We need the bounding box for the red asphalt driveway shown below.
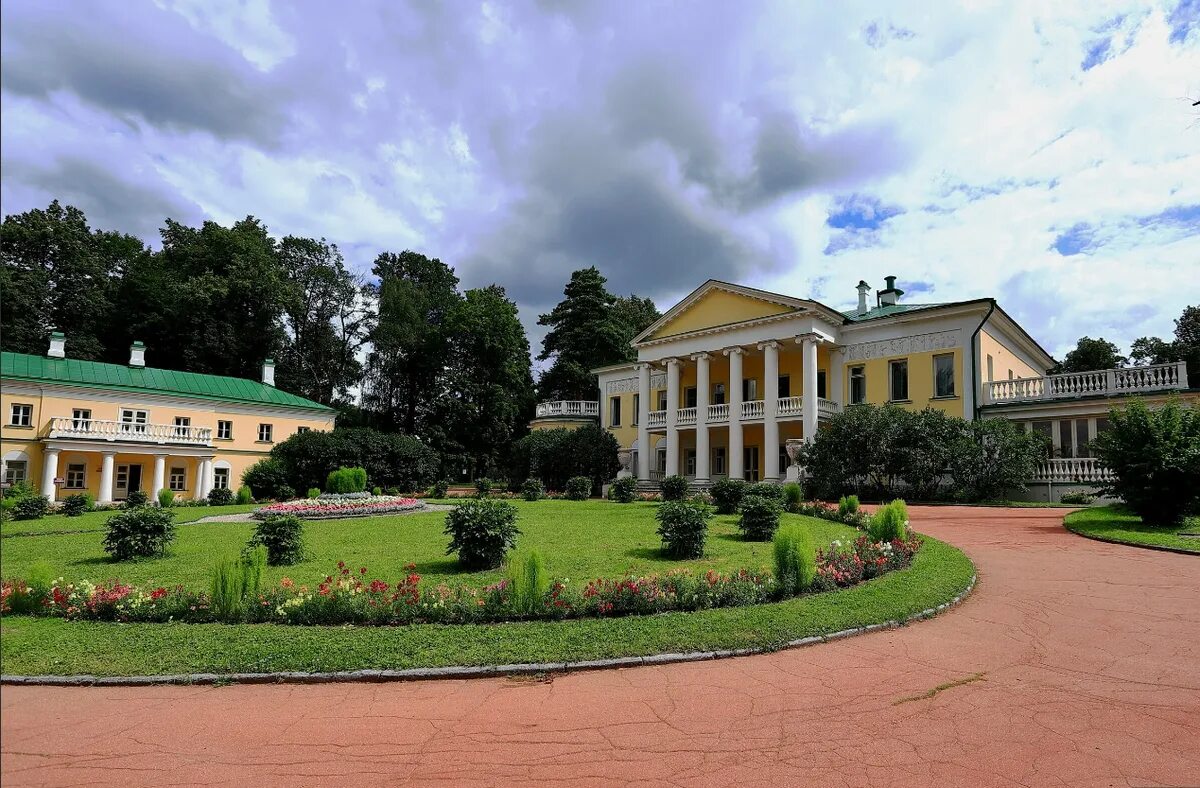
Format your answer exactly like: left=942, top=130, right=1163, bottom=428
left=2, top=506, right=1198, bottom=787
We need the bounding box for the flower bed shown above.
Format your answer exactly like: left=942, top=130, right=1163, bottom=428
left=1, top=535, right=921, bottom=626
left=252, top=495, right=424, bottom=520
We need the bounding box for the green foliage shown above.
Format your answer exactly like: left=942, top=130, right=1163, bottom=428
left=207, top=487, right=235, bottom=506
left=124, top=490, right=149, bottom=508
left=608, top=476, right=637, bottom=503
left=307, top=487, right=321, bottom=499
left=209, top=547, right=266, bottom=622
left=838, top=495, right=860, bottom=516
left=1055, top=336, right=1127, bottom=373
left=506, top=550, right=550, bottom=615
left=103, top=507, right=177, bottom=560
left=660, top=475, right=689, bottom=501
left=157, top=488, right=175, bottom=508
left=710, top=478, right=748, bottom=515
left=1093, top=399, right=1200, bottom=525
left=1130, top=305, right=1200, bottom=388
left=565, top=476, right=592, bottom=500
left=276, top=485, right=296, bottom=501
left=520, top=478, right=545, bottom=501
left=371, top=486, right=382, bottom=496
left=431, top=479, right=449, bottom=498
left=946, top=419, right=1046, bottom=502
left=325, top=466, right=368, bottom=494
left=474, top=477, right=494, bottom=497
left=654, top=499, right=713, bottom=558
left=773, top=524, right=816, bottom=596
left=747, top=482, right=785, bottom=502
left=444, top=498, right=521, bottom=569
left=869, top=500, right=909, bottom=543
left=1059, top=491, right=1095, bottom=505
left=243, top=458, right=290, bottom=499
left=12, top=495, right=49, bottom=521
left=782, top=482, right=803, bottom=512
left=61, top=493, right=92, bottom=517
left=738, top=494, right=783, bottom=541
left=236, top=486, right=253, bottom=505
left=246, top=515, right=305, bottom=566
left=269, top=428, right=438, bottom=494
left=509, top=424, right=619, bottom=493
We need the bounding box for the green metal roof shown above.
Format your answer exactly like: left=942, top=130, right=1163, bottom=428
left=841, top=302, right=956, bottom=322
left=1, top=352, right=334, bottom=412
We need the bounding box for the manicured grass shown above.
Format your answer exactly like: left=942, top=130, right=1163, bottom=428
left=0, top=501, right=849, bottom=590
left=0, top=535, right=973, bottom=676
left=0, top=505, right=259, bottom=537
left=1064, top=505, right=1200, bottom=554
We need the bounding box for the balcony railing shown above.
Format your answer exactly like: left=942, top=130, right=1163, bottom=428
left=640, top=398, right=843, bottom=428
left=778, top=396, right=803, bottom=417
left=1031, top=457, right=1113, bottom=484
left=985, top=362, right=1187, bottom=405
left=647, top=410, right=667, bottom=428
left=676, top=407, right=697, bottom=426
left=534, top=400, right=599, bottom=418
left=708, top=403, right=729, bottom=423
left=48, top=417, right=213, bottom=446
left=741, top=400, right=765, bottom=419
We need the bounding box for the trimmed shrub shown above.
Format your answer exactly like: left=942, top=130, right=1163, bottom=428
left=157, top=488, right=175, bottom=508
left=773, top=524, right=816, bottom=596
left=431, top=479, right=450, bottom=498
left=61, top=493, right=92, bottom=517
left=444, top=498, right=520, bottom=569
left=236, top=485, right=253, bottom=505
left=243, top=457, right=290, bottom=500
left=1060, top=491, right=1095, bottom=505
left=372, top=486, right=382, bottom=496
left=124, top=489, right=149, bottom=509
left=738, top=494, right=783, bottom=541
left=103, top=506, right=177, bottom=560
left=474, top=477, right=494, bottom=497
left=838, top=494, right=860, bottom=517
left=307, top=487, right=321, bottom=499
left=326, top=466, right=368, bottom=494
left=12, top=495, right=49, bottom=521
left=710, top=478, right=747, bottom=515
left=507, top=550, right=550, bottom=615
left=782, top=482, right=803, bottom=512
left=868, top=500, right=908, bottom=543
left=655, top=499, right=713, bottom=558
left=608, top=475, right=637, bottom=503
left=210, top=547, right=266, bottom=622
left=660, top=474, right=689, bottom=502
left=747, top=482, right=785, bottom=502
left=246, top=515, right=305, bottom=566
left=565, top=476, right=592, bottom=501
left=520, top=478, right=545, bottom=501
left=207, top=487, right=235, bottom=506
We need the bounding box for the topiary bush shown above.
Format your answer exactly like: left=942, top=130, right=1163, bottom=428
left=103, top=506, right=177, bottom=560
left=608, top=475, right=637, bottom=503
left=660, top=474, right=689, bottom=501
left=521, top=478, right=545, bottom=501
left=474, top=477, right=494, bottom=497
left=431, top=479, right=449, bottom=498
left=773, top=524, right=815, bottom=596
left=738, top=494, right=783, bottom=541
left=236, top=485, right=253, bottom=505
left=157, top=488, right=175, bottom=508
left=124, top=489, right=149, bottom=509
left=61, top=493, right=92, bottom=517
left=246, top=514, right=305, bottom=566
left=782, top=482, right=803, bottom=512
left=207, top=487, right=235, bottom=506
left=565, top=476, right=592, bottom=501
left=655, top=499, right=713, bottom=558
left=710, top=478, right=747, bottom=514
left=868, top=500, right=908, bottom=542
left=326, top=466, right=368, bottom=494
left=12, top=495, right=50, bottom=521
left=444, top=498, right=521, bottom=569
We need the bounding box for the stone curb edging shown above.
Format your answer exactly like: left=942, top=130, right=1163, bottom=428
left=1063, top=523, right=1200, bottom=556
left=0, top=574, right=977, bottom=688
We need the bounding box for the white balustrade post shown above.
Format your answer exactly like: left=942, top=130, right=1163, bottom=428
left=637, top=363, right=652, bottom=483
left=726, top=347, right=744, bottom=481
left=693, top=353, right=711, bottom=484
left=152, top=454, right=167, bottom=500
left=98, top=451, right=116, bottom=504
left=800, top=336, right=819, bottom=443
left=40, top=448, right=60, bottom=500
left=666, top=358, right=681, bottom=479
left=760, top=341, right=780, bottom=481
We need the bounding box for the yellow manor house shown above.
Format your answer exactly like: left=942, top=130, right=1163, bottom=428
left=1, top=335, right=334, bottom=503
left=532, top=276, right=1194, bottom=501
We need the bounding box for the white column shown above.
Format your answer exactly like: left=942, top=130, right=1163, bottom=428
left=637, top=363, right=651, bottom=482
left=152, top=453, right=167, bottom=500
left=201, top=458, right=215, bottom=498
left=801, top=336, right=819, bottom=442
left=665, top=358, right=681, bottom=479
left=40, top=448, right=60, bottom=500
left=98, top=451, right=116, bottom=504
left=693, top=353, right=711, bottom=483
left=761, top=341, right=780, bottom=481
left=194, top=460, right=206, bottom=500
left=725, top=347, right=744, bottom=481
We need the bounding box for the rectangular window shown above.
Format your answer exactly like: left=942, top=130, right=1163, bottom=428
left=173, top=416, right=191, bottom=438
left=986, top=354, right=994, bottom=382
left=684, top=387, right=697, bottom=408
left=213, top=468, right=230, bottom=490
left=712, top=383, right=726, bottom=405
left=1059, top=420, right=1073, bottom=458
left=610, top=396, right=622, bottom=427
left=65, top=463, right=86, bottom=489
left=632, top=394, right=640, bottom=425
left=116, top=465, right=129, bottom=492
left=296, top=426, right=310, bottom=434
left=778, top=375, right=791, bottom=399
left=742, top=377, right=758, bottom=402
left=72, top=408, right=92, bottom=430
left=1076, top=420, right=1090, bottom=459
left=816, top=370, right=827, bottom=399
left=934, top=353, right=956, bottom=397
left=4, top=460, right=28, bottom=487
left=656, top=390, right=667, bottom=411
left=712, top=447, right=726, bottom=476
left=258, top=423, right=273, bottom=442
left=849, top=366, right=866, bottom=404
left=169, top=466, right=186, bottom=491
left=889, top=360, right=909, bottom=402
left=120, top=408, right=148, bottom=433
left=685, top=449, right=696, bottom=476
left=9, top=403, right=32, bottom=427
left=217, top=420, right=233, bottom=440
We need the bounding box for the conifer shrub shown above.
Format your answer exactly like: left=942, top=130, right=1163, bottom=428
left=246, top=515, right=306, bottom=566
left=773, top=524, right=816, bottom=596
left=507, top=550, right=550, bottom=615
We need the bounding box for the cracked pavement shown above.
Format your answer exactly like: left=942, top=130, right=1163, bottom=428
left=2, top=506, right=1198, bottom=786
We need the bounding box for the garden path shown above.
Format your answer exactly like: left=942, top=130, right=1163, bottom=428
left=3, top=506, right=1198, bottom=787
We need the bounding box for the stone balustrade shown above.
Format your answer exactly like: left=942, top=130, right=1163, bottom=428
left=985, top=362, right=1187, bottom=404
left=48, top=417, right=213, bottom=446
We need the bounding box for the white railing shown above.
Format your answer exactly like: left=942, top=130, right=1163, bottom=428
left=647, top=410, right=667, bottom=428
left=778, top=396, right=803, bottom=417
left=708, top=403, right=729, bottom=423
left=741, top=400, right=765, bottom=419
left=48, top=417, right=213, bottom=446
left=534, top=400, right=599, bottom=418
left=986, top=362, right=1186, bottom=404
left=1031, top=457, right=1114, bottom=484
left=818, top=398, right=842, bottom=419
left=676, top=407, right=697, bottom=426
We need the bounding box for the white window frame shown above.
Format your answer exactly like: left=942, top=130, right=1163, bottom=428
left=72, top=408, right=92, bottom=430
left=173, top=416, right=191, bottom=438
left=120, top=408, right=149, bottom=434
left=65, top=462, right=86, bottom=489
left=849, top=366, right=866, bottom=405
left=296, top=426, right=310, bottom=434
left=5, top=460, right=29, bottom=486
left=169, top=466, right=187, bottom=492
left=889, top=359, right=909, bottom=402
left=9, top=403, right=32, bottom=427
left=258, top=423, right=273, bottom=443
left=610, top=396, right=621, bottom=428
left=213, top=467, right=231, bottom=490
left=116, top=465, right=129, bottom=492
left=933, top=353, right=956, bottom=398
left=217, top=420, right=233, bottom=440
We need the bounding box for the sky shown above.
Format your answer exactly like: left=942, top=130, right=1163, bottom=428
left=1, top=0, right=1198, bottom=362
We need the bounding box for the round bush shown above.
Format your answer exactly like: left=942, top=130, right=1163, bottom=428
left=655, top=499, right=713, bottom=558
left=521, top=478, right=545, bottom=501
left=61, top=493, right=92, bottom=517
left=207, top=487, right=235, bottom=506
left=474, top=477, right=494, bottom=497
left=710, top=478, right=747, bottom=514
left=608, top=475, right=637, bottom=503
left=124, top=489, right=150, bottom=509
left=660, top=474, right=689, bottom=502
left=276, top=484, right=297, bottom=501
left=444, top=498, right=521, bottom=569
left=307, top=487, right=321, bottom=499
left=431, top=479, right=449, bottom=498
left=246, top=514, right=306, bottom=566
left=565, top=476, right=592, bottom=501
left=326, top=466, right=368, bottom=494
left=12, top=495, right=50, bottom=521
left=103, top=507, right=177, bottom=560
left=746, top=482, right=785, bottom=502
left=738, top=494, right=783, bottom=541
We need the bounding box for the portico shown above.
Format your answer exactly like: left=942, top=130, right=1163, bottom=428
left=37, top=440, right=218, bottom=503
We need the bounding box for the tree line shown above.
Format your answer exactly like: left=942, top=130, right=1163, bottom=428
left=1, top=201, right=660, bottom=479
left=1056, top=308, right=1200, bottom=388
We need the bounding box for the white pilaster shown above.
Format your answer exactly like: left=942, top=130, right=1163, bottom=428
left=665, top=358, right=681, bottom=478
left=40, top=448, right=60, bottom=500
left=801, top=335, right=819, bottom=442
left=98, top=451, right=116, bottom=504
left=637, top=363, right=651, bottom=482
left=693, top=353, right=711, bottom=483
left=761, top=341, right=780, bottom=481
left=725, top=347, right=744, bottom=481
left=152, top=453, right=167, bottom=500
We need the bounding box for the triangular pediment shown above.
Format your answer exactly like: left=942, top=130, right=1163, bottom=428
left=636, top=281, right=809, bottom=343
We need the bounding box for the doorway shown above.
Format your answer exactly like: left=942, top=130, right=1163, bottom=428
left=116, top=464, right=143, bottom=498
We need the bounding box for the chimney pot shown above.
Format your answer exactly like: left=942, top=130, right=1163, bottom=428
left=47, top=331, right=66, bottom=359
left=878, top=275, right=905, bottom=307
left=262, top=359, right=276, bottom=387
left=129, top=341, right=146, bottom=368
left=855, top=281, right=871, bottom=316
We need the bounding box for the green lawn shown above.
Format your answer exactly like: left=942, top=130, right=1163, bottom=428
left=1064, top=506, right=1200, bottom=553
left=0, top=504, right=260, bottom=537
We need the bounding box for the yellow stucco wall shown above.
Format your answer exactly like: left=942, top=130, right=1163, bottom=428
left=980, top=328, right=1044, bottom=381
left=841, top=347, right=963, bottom=415
left=648, top=289, right=792, bottom=340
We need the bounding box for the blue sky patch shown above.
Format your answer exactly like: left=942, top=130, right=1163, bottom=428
left=827, top=194, right=902, bottom=230
left=1053, top=223, right=1098, bottom=256
left=1081, top=38, right=1112, bottom=70
left=1168, top=0, right=1198, bottom=44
